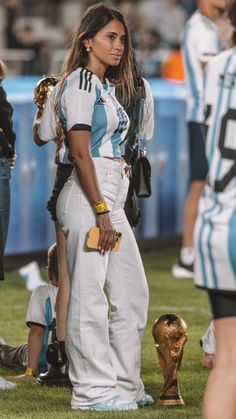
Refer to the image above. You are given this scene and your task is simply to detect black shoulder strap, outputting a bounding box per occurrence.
[123,78,146,162]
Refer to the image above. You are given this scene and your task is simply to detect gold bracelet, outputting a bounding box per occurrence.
[25,367,37,377]
[94,201,109,214]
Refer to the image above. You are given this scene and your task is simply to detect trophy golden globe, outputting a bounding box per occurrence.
[34,76,59,117]
[152,313,187,406]
[34,75,64,164]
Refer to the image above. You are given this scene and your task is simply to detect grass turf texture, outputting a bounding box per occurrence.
[0,249,211,418]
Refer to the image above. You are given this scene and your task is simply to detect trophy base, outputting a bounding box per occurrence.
[159,394,185,406]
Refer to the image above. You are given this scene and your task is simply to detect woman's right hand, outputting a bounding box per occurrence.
[96,213,117,254]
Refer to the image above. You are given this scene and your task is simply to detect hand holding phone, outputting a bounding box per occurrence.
[86,227,122,252]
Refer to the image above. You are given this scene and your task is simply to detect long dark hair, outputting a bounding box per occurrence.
[53,3,135,161]
[116,52,146,162]
[228,1,236,45]
[62,2,135,99]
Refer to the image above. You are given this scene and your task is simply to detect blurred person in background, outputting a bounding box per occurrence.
[138,0,188,49]
[33,2,152,411]
[3,0,21,49]
[136,28,163,78]
[0,59,16,390]
[172,0,229,279]
[194,2,236,417]
[0,59,16,281]
[15,24,51,75]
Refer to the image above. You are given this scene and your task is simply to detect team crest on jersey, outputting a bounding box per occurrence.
[219,72,236,89]
[117,107,128,133]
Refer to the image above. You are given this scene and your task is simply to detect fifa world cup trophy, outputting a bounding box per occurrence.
[34,76,64,163]
[152,313,187,406]
[34,76,59,117]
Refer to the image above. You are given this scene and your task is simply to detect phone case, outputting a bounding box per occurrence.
[86,227,122,251]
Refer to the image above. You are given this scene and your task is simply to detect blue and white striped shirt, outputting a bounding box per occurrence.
[194,47,236,291]
[182,10,222,123]
[39,67,129,162]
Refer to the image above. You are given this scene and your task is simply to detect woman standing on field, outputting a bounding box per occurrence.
[34,3,152,412]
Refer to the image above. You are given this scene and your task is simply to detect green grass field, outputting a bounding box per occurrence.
[0,249,211,419]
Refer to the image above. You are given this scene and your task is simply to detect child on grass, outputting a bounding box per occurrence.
[0,244,66,381]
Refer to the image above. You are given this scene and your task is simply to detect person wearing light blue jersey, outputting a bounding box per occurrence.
[34,3,152,412]
[194,2,236,418]
[0,244,59,378]
[172,0,227,278]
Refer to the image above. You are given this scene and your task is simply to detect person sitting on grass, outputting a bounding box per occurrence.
[0,243,70,385]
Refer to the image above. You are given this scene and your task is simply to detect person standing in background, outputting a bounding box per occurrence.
[0,59,16,390]
[194,2,236,417]
[172,0,228,278]
[0,59,16,281]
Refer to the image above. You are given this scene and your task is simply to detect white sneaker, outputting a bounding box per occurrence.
[19,261,45,291]
[0,376,16,390]
[172,262,194,278]
[0,336,6,346]
[72,395,138,411]
[137,393,154,406]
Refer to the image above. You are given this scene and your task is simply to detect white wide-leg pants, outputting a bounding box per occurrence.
[56,158,149,407]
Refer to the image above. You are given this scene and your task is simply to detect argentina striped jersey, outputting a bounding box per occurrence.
[194,47,236,291]
[26,284,57,371]
[38,67,129,163]
[182,10,222,123]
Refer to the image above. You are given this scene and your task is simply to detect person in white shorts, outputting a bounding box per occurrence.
[34,3,152,412]
[194,2,236,417]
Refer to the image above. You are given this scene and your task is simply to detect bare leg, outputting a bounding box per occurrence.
[182,180,206,247]
[55,222,70,342]
[203,317,236,419]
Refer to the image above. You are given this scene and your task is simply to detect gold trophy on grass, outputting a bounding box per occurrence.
[152,313,187,406]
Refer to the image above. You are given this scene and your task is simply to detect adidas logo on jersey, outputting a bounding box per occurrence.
[78,68,93,92]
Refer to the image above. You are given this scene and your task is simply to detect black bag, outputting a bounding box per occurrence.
[131,146,151,198]
[124,181,141,228]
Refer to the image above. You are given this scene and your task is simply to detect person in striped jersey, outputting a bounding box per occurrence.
[34,3,152,412]
[194,2,236,418]
[172,0,227,278]
[33,58,153,390]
